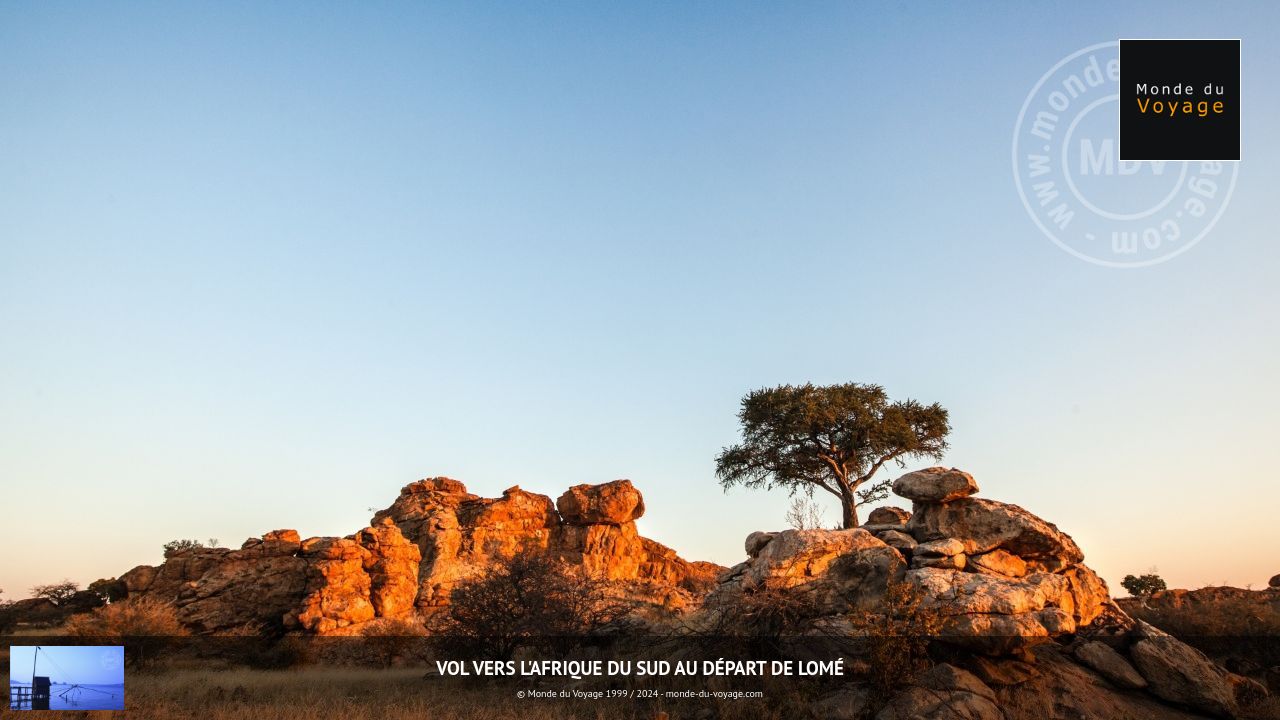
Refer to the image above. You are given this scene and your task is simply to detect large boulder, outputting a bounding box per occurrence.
[876,664,1002,720]
[866,506,911,527]
[892,467,978,503]
[1129,621,1239,718]
[993,645,1219,719]
[728,529,905,613]
[908,497,1084,572]
[1073,640,1147,689]
[556,480,645,525]
[907,568,1083,654]
[119,564,159,596]
[1270,574,1280,589]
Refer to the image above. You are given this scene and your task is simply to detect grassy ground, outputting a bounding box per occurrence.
[2,664,800,720]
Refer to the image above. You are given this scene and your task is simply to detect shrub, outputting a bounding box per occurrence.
[162,539,205,556]
[432,552,631,661]
[361,618,430,667]
[63,597,189,668]
[847,579,944,702]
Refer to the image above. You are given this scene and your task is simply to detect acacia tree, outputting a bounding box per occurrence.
[715,383,950,528]
[30,580,79,606]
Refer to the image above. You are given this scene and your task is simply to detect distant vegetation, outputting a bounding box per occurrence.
[30,580,80,606]
[1120,572,1168,598]
[163,538,220,555]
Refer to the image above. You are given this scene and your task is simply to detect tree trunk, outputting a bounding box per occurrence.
[839,485,858,529]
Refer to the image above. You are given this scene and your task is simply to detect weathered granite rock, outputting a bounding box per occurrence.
[993,645,1218,720]
[355,520,421,619]
[908,497,1084,570]
[866,506,911,526]
[809,686,870,720]
[1129,621,1238,718]
[1074,640,1147,689]
[874,529,917,554]
[294,537,375,634]
[127,477,718,633]
[876,663,1001,720]
[720,529,906,614]
[745,531,777,558]
[556,479,645,525]
[968,549,1028,578]
[119,564,159,595]
[172,532,307,633]
[892,467,979,503]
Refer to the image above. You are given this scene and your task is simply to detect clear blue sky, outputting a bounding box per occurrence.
[9,645,124,685]
[2,2,1277,598]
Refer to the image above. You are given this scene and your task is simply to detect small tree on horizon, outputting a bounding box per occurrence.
[1122,572,1167,598]
[30,580,79,606]
[716,383,950,528]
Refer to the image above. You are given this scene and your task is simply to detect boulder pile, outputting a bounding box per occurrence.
[710,467,1267,718]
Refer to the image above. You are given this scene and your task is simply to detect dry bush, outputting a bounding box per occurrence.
[846,579,944,701]
[359,617,430,667]
[432,552,632,661]
[63,596,189,668]
[1127,596,1280,638]
[785,494,827,530]
[63,596,187,636]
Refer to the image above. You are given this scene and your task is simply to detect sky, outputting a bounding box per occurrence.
[9,645,124,685]
[1,1,1278,600]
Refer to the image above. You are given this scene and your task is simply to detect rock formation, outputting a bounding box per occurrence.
[118,478,718,634]
[104,466,1271,717]
[708,467,1269,718]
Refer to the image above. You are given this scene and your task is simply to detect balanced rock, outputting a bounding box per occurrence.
[557,479,645,525]
[1270,574,1280,588]
[892,467,978,503]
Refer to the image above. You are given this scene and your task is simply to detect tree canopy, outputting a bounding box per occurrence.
[1121,573,1167,598]
[715,383,950,528]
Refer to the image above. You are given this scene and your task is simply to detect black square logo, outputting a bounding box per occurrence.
[1119,39,1240,160]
